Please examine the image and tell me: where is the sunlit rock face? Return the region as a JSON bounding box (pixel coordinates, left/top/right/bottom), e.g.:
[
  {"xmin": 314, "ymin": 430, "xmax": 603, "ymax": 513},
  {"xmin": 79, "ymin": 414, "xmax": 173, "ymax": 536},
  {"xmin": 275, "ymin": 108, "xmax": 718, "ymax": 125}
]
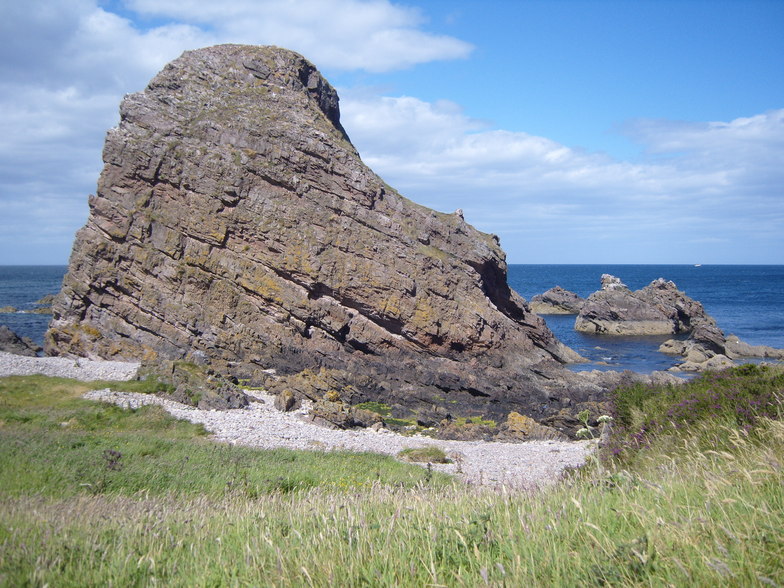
[{"xmin": 47, "ymin": 44, "xmax": 587, "ymax": 425}]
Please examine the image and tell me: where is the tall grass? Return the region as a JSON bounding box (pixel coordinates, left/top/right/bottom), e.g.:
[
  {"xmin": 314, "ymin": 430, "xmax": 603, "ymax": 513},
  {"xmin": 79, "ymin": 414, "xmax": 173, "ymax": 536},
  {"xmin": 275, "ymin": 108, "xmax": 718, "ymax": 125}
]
[{"xmin": 1, "ymin": 369, "xmax": 783, "ymax": 586}]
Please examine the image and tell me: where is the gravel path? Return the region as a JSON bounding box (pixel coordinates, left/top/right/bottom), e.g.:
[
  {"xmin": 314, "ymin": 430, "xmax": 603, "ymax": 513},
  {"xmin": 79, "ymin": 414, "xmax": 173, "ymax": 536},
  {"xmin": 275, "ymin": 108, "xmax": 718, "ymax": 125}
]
[{"xmin": 1, "ymin": 351, "xmax": 594, "ymax": 489}]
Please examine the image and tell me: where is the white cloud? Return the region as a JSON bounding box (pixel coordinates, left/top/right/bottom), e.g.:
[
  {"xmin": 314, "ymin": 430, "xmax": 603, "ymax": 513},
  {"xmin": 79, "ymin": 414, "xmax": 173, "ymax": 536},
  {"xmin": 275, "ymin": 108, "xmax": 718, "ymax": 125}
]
[
  {"xmin": 0, "ymin": 1, "xmax": 780, "ymax": 264},
  {"xmin": 0, "ymin": 0, "xmax": 471, "ymax": 263},
  {"xmin": 341, "ymin": 95, "xmax": 784, "ymax": 262},
  {"xmin": 124, "ymin": 0, "xmax": 473, "ymax": 72}
]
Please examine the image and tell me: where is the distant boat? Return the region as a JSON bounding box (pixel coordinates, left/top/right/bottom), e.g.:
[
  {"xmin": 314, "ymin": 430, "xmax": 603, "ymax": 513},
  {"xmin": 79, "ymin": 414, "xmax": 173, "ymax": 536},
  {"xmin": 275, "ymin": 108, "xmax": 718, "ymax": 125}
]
[{"xmin": 694, "ymin": 264, "xmax": 702, "ymax": 267}]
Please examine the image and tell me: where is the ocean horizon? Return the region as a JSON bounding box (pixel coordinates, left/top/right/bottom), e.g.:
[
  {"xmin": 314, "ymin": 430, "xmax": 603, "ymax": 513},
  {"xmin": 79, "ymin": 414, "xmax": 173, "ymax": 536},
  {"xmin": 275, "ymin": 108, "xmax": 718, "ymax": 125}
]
[{"xmin": 1, "ymin": 264, "xmax": 782, "ymax": 374}]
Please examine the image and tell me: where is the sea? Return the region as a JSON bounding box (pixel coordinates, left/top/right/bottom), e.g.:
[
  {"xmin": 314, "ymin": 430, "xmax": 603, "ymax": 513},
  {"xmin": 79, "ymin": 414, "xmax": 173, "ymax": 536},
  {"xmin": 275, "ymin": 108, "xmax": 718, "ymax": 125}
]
[{"xmin": 1, "ymin": 264, "xmax": 782, "ymax": 373}]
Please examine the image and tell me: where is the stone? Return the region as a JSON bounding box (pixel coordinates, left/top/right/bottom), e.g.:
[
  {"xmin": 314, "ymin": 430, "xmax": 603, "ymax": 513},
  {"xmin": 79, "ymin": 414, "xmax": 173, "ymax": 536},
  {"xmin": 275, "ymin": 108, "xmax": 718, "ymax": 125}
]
[
  {"xmin": 351, "ymin": 407, "xmax": 383, "ymax": 428},
  {"xmin": 660, "ymin": 322, "xmax": 784, "ymax": 372},
  {"xmin": 495, "ymin": 411, "xmax": 568, "ymax": 442},
  {"xmin": 575, "ymin": 276, "xmax": 715, "ymax": 335},
  {"xmin": 309, "ymin": 399, "xmax": 354, "ymax": 429},
  {"xmin": 673, "ymin": 354, "xmax": 734, "ymax": 373},
  {"xmin": 724, "ymin": 335, "xmax": 784, "ymax": 360},
  {"xmin": 0, "ymin": 306, "xmax": 18, "ymax": 314},
  {"xmin": 45, "ymin": 44, "xmax": 590, "ymax": 429},
  {"xmin": 273, "ymin": 389, "xmax": 297, "ymax": 412},
  {"xmin": 36, "ymin": 294, "xmax": 56, "ymax": 306},
  {"xmin": 0, "ymin": 325, "xmax": 42, "ymax": 357},
  {"xmin": 529, "ymin": 286, "xmax": 585, "ymax": 314}
]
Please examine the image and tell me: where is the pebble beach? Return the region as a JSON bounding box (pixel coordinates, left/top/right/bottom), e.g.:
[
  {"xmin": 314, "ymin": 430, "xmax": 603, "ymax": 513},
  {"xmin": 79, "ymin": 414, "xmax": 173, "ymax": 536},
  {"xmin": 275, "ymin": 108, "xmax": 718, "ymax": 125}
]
[{"xmin": 0, "ymin": 350, "xmax": 594, "ymax": 489}]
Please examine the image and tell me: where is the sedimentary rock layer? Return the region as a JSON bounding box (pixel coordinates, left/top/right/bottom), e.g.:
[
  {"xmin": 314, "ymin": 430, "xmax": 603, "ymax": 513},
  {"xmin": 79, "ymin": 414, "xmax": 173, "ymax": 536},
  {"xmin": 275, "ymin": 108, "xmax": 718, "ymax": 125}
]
[{"xmin": 47, "ymin": 45, "xmax": 587, "ymax": 424}]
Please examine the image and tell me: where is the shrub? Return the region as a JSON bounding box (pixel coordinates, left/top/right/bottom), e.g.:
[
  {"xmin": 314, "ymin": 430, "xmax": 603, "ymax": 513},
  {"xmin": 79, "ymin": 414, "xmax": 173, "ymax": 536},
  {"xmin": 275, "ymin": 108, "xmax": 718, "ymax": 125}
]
[{"xmin": 606, "ymin": 364, "xmax": 783, "ymax": 461}]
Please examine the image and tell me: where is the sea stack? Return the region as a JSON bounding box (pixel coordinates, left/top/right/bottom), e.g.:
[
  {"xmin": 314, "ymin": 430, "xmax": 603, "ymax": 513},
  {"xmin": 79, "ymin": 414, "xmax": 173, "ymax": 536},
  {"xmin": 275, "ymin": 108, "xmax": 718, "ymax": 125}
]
[{"xmin": 46, "ymin": 45, "xmax": 584, "ymax": 424}]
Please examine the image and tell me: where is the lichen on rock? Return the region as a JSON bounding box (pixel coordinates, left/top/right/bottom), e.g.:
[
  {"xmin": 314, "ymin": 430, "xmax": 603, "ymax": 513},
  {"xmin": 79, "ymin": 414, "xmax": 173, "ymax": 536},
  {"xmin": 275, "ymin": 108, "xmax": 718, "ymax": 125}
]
[{"xmin": 46, "ymin": 44, "xmax": 592, "ymax": 429}]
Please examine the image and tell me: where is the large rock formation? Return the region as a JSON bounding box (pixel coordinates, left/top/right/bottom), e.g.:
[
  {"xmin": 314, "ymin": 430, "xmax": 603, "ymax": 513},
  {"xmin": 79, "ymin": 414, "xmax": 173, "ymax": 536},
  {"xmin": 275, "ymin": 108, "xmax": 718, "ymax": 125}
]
[
  {"xmin": 46, "ymin": 45, "xmax": 588, "ymax": 427},
  {"xmin": 575, "ymin": 275, "xmax": 715, "ymax": 336}
]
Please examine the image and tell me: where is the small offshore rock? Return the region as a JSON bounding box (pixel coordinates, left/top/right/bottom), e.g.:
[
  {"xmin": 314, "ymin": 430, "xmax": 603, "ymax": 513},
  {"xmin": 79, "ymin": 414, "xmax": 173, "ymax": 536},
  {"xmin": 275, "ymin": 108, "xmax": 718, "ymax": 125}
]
[{"xmin": 529, "ymin": 286, "xmax": 585, "ymax": 314}]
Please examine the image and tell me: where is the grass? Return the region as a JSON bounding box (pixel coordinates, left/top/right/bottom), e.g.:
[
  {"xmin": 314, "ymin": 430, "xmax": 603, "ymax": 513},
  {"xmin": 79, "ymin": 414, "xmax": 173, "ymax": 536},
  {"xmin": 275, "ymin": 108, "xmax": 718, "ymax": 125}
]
[
  {"xmin": 0, "ymin": 376, "xmax": 449, "ymax": 502},
  {"xmin": 397, "ymin": 446, "xmax": 451, "ymax": 463},
  {"xmin": 1, "ymin": 367, "xmax": 783, "ymax": 586}
]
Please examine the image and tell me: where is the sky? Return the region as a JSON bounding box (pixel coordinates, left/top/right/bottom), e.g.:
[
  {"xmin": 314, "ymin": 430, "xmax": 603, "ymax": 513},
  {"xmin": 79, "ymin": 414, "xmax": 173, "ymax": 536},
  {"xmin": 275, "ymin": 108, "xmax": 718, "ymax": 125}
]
[{"xmin": 1, "ymin": 0, "xmax": 782, "ymax": 265}]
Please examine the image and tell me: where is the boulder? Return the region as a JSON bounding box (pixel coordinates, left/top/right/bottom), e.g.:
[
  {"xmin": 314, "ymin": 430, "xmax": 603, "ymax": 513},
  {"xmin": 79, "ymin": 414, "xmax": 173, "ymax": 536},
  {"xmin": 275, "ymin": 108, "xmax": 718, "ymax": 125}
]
[
  {"xmin": 724, "ymin": 335, "xmax": 784, "ymax": 360},
  {"xmin": 0, "ymin": 325, "xmax": 42, "ymax": 357},
  {"xmin": 273, "ymin": 389, "xmax": 298, "ymax": 412},
  {"xmin": 529, "ymin": 286, "xmax": 585, "ymax": 314},
  {"xmin": 575, "ymin": 275, "xmax": 715, "ymax": 336},
  {"xmin": 495, "ymin": 411, "xmax": 568, "ymax": 441},
  {"xmin": 45, "ymin": 44, "xmax": 590, "ymax": 428},
  {"xmin": 309, "ymin": 398, "xmax": 355, "ymax": 429}
]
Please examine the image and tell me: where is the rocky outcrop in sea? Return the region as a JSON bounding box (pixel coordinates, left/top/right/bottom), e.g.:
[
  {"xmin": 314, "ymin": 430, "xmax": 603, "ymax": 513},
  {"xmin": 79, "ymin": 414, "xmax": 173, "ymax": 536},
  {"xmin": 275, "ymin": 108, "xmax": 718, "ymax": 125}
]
[
  {"xmin": 660, "ymin": 324, "xmax": 784, "ymax": 372},
  {"xmin": 575, "ymin": 274, "xmax": 715, "ymax": 336},
  {"xmin": 46, "ymin": 44, "xmax": 603, "ymax": 434}
]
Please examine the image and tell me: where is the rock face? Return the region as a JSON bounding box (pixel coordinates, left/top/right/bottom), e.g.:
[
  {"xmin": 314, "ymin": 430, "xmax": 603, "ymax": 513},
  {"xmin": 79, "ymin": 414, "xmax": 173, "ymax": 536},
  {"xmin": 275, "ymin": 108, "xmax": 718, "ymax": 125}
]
[
  {"xmin": 0, "ymin": 325, "xmax": 42, "ymax": 357},
  {"xmin": 529, "ymin": 286, "xmax": 584, "ymax": 314},
  {"xmin": 575, "ymin": 275, "xmax": 715, "ymax": 336},
  {"xmin": 46, "ymin": 45, "xmax": 585, "ymax": 426}
]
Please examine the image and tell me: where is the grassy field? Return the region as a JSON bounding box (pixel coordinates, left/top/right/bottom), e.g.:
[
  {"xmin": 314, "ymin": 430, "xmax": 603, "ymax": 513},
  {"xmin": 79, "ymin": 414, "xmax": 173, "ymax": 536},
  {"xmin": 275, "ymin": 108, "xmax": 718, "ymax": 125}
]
[{"xmin": 1, "ymin": 366, "xmax": 782, "ymax": 586}]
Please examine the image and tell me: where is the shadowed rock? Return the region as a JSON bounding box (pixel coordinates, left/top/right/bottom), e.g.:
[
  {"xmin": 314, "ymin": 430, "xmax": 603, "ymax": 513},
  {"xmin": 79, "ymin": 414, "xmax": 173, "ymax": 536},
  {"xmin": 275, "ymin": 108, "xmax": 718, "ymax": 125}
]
[{"xmin": 0, "ymin": 325, "xmax": 42, "ymax": 357}]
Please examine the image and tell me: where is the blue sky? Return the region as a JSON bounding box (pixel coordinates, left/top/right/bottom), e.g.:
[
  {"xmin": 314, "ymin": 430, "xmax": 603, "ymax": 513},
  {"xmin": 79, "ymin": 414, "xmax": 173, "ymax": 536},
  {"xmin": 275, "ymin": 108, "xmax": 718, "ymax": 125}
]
[{"xmin": 1, "ymin": 0, "xmax": 782, "ymax": 264}]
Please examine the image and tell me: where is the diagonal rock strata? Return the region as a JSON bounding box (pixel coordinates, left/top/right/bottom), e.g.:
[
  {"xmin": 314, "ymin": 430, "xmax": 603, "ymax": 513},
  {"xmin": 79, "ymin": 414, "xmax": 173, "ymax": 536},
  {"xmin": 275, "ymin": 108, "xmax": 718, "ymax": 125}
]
[{"xmin": 46, "ymin": 44, "xmax": 588, "ymax": 427}]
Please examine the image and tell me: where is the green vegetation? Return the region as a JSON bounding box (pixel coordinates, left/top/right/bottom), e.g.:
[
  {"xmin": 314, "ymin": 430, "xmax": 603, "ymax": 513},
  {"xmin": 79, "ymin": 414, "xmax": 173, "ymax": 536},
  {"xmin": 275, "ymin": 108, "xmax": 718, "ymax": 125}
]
[
  {"xmin": 453, "ymin": 415, "xmax": 497, "ymax": 428},
  {"xmin": 354, "ymin": 400, "xmax": 392, "ymax": 416},
  {"xmin": 1, "ymin": 366, "xmax": 783, "ymax": 586},
  {"xmin": 0, "ymin": 376, "xmax": 447, "ymax": 502},
  {"xmin": 606, "ymin": 363, "xmax": 783, "ymax": 459},
  {"xmin": 397, "ymin": 446, "xmax": 451, "ymax": 464}
]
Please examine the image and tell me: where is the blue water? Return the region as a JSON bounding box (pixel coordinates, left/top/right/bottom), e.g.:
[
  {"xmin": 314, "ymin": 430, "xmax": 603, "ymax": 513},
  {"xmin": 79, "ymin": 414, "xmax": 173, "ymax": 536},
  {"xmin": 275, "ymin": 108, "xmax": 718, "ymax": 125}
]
[
  {"xmin": 1, "ymin": 265, "xmax": 782, "ymax": 372},
  {"xmin": 508, "ymin": 265, "xmax": 784, "ymax": 373},
  {"xmin": 0, "ymin": 266, "xmax": 66, "ymax": 347}
]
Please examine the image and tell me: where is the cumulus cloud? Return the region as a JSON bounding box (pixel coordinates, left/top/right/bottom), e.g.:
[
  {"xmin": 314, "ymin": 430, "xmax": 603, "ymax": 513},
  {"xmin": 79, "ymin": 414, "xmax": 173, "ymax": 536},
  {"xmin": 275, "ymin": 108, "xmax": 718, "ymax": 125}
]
[
  {"xmin": 0, "ymin": 0, "xmax": 471, "ymax": 263},
  {"xmin": 340, "ymin": 95, "xmax": 784, "ymax": 262},
  {"xmin": 125, "ymin": 0, "xmax": 473, "ymax": 72},
  {"xmin": 0, "ymin": 1, "xmax": 780, "ymax": 264}
]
